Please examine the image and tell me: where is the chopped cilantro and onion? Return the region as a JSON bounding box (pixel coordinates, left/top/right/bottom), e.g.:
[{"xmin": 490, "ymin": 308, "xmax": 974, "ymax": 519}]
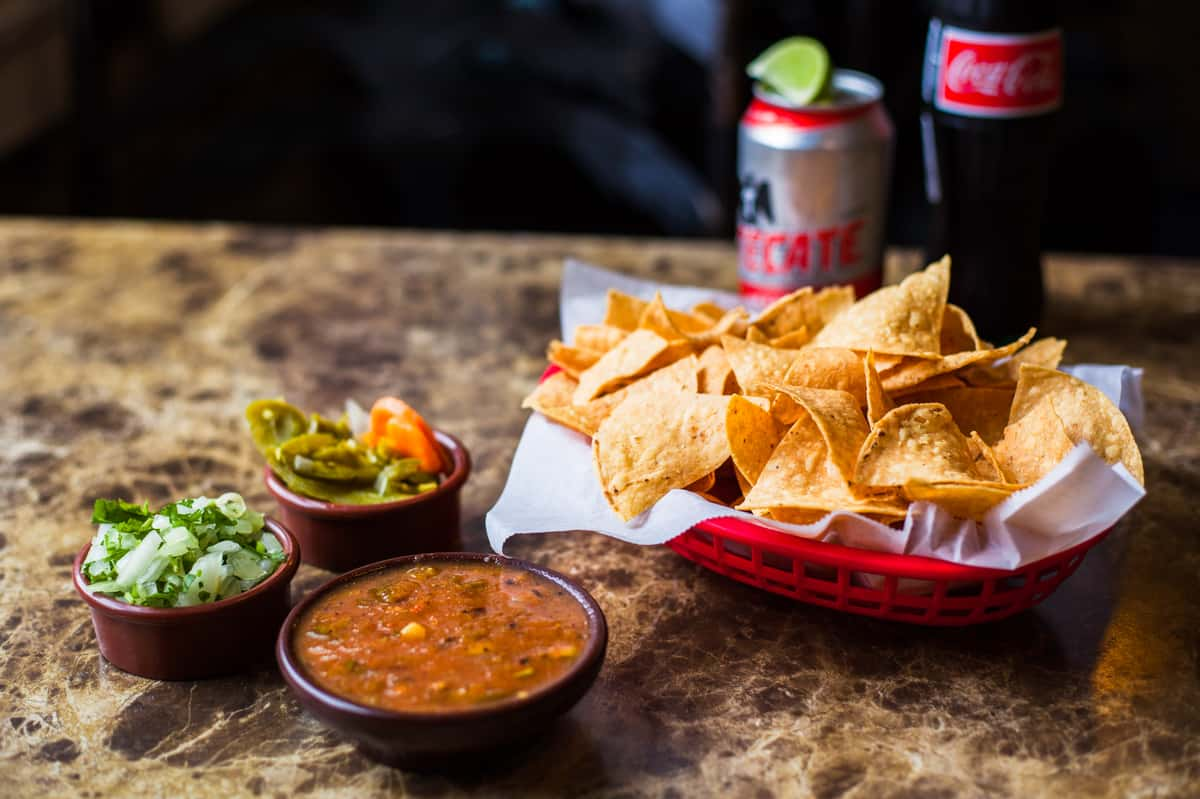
[{"xmin": 81, "ymin": 493, "xmax": 284, "ymax": 607}]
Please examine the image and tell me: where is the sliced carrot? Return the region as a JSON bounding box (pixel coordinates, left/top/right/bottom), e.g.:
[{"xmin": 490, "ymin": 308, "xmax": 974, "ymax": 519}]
[
  {"xmin": 383, "ymin": 418, "xmax": 442, "ymax": 473},
  {"xmin": 395, "ymin": 408, "xmax": 451, "ymax": 473},
  {"xmin": 369, "ymin": 397, "xmax": 414, "ymax": 440},
  {"xmin": 365, "ymin": 396, "xmax": 450, "ymax": 474}
]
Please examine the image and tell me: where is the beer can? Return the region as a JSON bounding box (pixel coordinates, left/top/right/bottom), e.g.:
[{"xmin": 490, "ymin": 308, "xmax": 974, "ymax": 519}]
[{"xmin": 737, "ymin": 69, "xmax": 894, "ymax": 302}]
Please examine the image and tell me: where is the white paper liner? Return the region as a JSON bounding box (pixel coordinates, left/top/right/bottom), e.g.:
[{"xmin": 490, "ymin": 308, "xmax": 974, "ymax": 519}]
[{"xmin": 486, "ymin": 260, "xmax": 1146, "ymax": 571}]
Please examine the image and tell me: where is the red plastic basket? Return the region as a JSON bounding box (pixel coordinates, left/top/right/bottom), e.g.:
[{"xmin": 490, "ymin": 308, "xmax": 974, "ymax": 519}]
[
  {"xmin": 536, "ymin": 365, "xmax": 1106, "ymax": 626},
  {"xmin": 666, "ymin": 517, "xmax": 1109, "ymax": 626}
]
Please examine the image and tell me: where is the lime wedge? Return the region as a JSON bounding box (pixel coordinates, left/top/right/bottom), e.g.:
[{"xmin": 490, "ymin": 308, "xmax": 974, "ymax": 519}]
[{"xmin": 747, "ymin": 37, "xmax": 831, "ymax": 106}]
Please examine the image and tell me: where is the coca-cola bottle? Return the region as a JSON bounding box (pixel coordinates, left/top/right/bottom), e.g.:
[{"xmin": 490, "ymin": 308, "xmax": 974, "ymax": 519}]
[{"xmin": 921, "ymin": 0, "xmax": 1062, "ymax": 342}]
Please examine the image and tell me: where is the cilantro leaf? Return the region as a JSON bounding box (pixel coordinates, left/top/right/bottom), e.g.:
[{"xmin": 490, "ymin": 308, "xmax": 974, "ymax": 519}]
[{"xmin": 91, "ymin": 498, "xmax": 150, "ymax": 525}]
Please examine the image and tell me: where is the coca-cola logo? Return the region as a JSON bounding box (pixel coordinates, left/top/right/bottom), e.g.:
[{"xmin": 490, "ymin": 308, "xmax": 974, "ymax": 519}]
[
  {"xmin": 935, "ymin": 26, "xmax": 1062, "ymax": 118},
  {"xmin": 945, "ymin": 50, "xmax": 1058, "ymax": 99}
]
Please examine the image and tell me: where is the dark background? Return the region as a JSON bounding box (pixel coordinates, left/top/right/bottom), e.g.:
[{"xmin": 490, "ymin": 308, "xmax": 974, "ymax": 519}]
[{"xmin": 1, "ymin": 0, "xmax": 1197, "ymax": 255}]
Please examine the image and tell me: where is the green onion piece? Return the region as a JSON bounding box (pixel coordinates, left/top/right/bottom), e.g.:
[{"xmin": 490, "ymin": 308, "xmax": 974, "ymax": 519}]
[{"xmin": 82, "ymin": 493, "xmax": 284, "ymax": 607}]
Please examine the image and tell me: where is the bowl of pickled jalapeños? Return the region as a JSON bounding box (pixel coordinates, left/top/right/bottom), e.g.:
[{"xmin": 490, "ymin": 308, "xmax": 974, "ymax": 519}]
[{"xmin": 248, "ymin": 396, "xmax": 470, "ymax": 572}]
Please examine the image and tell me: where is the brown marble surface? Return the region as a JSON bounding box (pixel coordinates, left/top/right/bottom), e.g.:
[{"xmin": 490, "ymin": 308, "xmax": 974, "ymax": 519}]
[{"xmin": 1, "ymin": 219, "xmax": 1197, "ymax": 798}]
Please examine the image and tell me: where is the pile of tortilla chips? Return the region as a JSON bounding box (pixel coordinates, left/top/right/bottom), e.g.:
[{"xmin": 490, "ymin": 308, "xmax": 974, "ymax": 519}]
[{"xmin": 523, "ymin": 257, "xmax": 1144, "ymax": 523}]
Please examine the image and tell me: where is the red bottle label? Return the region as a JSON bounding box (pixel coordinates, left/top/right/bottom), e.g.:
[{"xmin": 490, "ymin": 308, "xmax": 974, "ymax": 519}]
[{"xmin": 935, "ymin": 25, "xmax": 1062, "ymax": 118}]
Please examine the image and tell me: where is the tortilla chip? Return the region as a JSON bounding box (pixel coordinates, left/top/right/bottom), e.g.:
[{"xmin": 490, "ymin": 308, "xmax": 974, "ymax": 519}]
[
  {"xmin": 637, "ymin": 292, "xmax": 712, "ymax": 337},
  {"xmin": 864, "ymin": 350, "xmax": 894, "ymax": 426},
  {"xmin": 535, "ymin": 405, "xmax": 594, "ymax": 437},
  {"xmin": 750, "ymin": 287, "xmax": 812, "ymax": 337},
  {"xmin": 635, "ymin": 295, "xmax": 686, "ymax": 341},
  {"xmin": 691, "ymin": 301, "xmax": 728, "ymax": 323},
  {"xmin": 744, "ymin": 395, "xmax": 772, "ymax": 412},
  {"xmin": 900, "ymin": 425, "xmax": 1024, "ymax": 519},
  {"xmin": 890, "ymin": 374, "xmax": 967, "ymax": 396},
  {"xmin": 746, "ymin": 326, "xmax": 771, "ymax": 345},
  {"xmin": 854, "ymin": 403, "xmax": 989, "ymax": 490},
  {"xmin": 522, "ymin": 370, "xmax": 577, "ymax": 411},
  {"xmin": 573, "ymin": 329, "xmax": 671, "ymax": 403},
  {"xmin": 758, "ymin": 508, "xmax": 829, "ymax": 526},
  {"xmin": 808, "ymin": 257, "xmax": 950, "ymax": 358},
  {"xmin": 593, "ymin": 393, "xmax": 732, "ymax": 520},
  {"xmin": 751, "ymin": 284, "xmax": 855, "ymax": 339},
  {"xmin": 698, "ymin": 345, "xmax": 735, "ymax": 394},
  {"xmin": 520, "ymin": 371, "xmax": 595, "ymax": 435},
  {"xmin": 780, "ymin": 348, "xmax": 867, "ymax": 406},
  {"xmin": 940, "ymin": 304, "xmax": 983, "ymax": 354},
  {"xmin": 740, "ymin": 413, "xmax": 845, "ymax": 508},
  {"xmin": 881, "ymin": 328, "xmax": 1037, "ymax": 394},
  {"xmin": 721, "ymin": 335, "xmax": 803, "ymax": 397},
  {"xmin": 964, "ymin": 337, "xmax": 1067, "ymax": 387},
  {"xmin": 1012, "ymin": 338, "xmax": 1067, "ymax": 371},
  {"xmin": 699, "ymin": 303, "xmax": 750, "ymax": 339},
  {"xmin": 726, "ymin": 395, "xmax": 785, "ymax": 485},
  {"xmin": 603, "ymin": 289, "xmax": 649, "ymax": 331},
  {"xmin": 993, "ymin": 398, "xmax": 1075, "ymax": 484},
  {"xmin": 569, "ymin": 355, "xmax": 700, "ymax": 437},
  {"xmin": 740, "ymin": 412, "xmax": 907, "ymax": 520},
  {"xmin": 573, "ymin": 324, "xmax": 628, "ymax": 353},
  {"xmin": 965, "ymin": 431, "xmax": 1005, "ymax": 482},
  {"xmin": 639, "ymin": 293, "xmax": 749, "ymax": 350},
  {"xmin": 1003, "ymin": 365, "xmax": 1144, "ymax": 484},
  {"xmin": 766, "ymin": 505, "xmax": 908, "ymax": 525},
  {"xmin": 759, "ymin": 384, "xmax": 868, "ymax": 483},
  {"xmin": 770, "ymin": 327, "xmax": 811, "ymax": 349},
  {"xmin": 873, "ymin": 353, "xmax": 906, "ymax": 372},
  {"xmin": 548, "ymin": 341, "xmax": 603, "ymax": 378},
  {"xmin": 904, "ymin": 481, "xmax": 1018, "ymax": 521},
  {"xmin": 690, "ymin": 309, "xmax": 751, "ymax": 349},
  {"xmin": 896, "ymin": 385, "xmax": 1014, "ymax": 445},
  {"xmin": 685, "ymin": 471, "xmax": 716, "ymax": 494}
]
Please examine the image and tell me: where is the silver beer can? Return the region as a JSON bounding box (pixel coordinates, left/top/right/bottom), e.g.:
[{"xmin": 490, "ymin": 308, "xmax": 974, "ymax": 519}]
[{"xmin": 737, "ymin": 69, "xmax": 894, "ymax": 302}]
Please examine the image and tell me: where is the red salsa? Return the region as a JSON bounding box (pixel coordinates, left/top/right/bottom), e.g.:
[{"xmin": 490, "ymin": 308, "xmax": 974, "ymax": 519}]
[{"xmin": 294, "ymin": 560, "xmax": 589, "ymax": 711}]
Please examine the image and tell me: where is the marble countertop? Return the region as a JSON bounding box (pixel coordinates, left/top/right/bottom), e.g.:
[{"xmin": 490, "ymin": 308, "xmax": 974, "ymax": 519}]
[{"xmin": 1, "ymin": 220, "xmax": 1197, "ymax": 798}]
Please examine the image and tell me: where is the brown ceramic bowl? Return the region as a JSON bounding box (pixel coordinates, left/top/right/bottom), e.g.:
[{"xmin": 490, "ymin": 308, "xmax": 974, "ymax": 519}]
[
  {"xmin": 276, "ymin": 552, "xmax": 607, "ymax": 769},
  {"xmin": 73, "ymin": 518, "xmax": 300, "ymax": 680},
  {"xmin": 264, "ymin": 430, "xmax": 470, "ymax": 573}
]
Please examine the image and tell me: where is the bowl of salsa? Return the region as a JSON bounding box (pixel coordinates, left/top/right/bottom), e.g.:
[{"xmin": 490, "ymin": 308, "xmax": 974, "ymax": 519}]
[
  {"xmin": 276, "ymin": 552, "xmax": 607, "ymax": 767},
  {"xmin": 249, "ymin": 397, "xmax": 471, "ymax": 572}
]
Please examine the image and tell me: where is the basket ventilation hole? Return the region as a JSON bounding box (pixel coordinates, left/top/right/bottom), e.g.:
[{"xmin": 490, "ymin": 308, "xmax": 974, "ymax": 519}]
[
  {"xmin": 896, "ymin": 578, "xmax": 937, "ymax": 596},
  {"xmin": 857, "ymin": 573, "xmax": 886, "ymax": 591},
  {"xmin": 721, "ymin": 539, "xmax": 753, "ymax": 563},
  {"xmin": 803, "ymin": 563, "xmax": 837, "ymax": 583},
  {"xmin": 997, "ymin": 574, "xmax": 1026, "ymax": 592},
  {"xmin": 761, "ymin": 550, "xmax": 794, "ymax": 573}
]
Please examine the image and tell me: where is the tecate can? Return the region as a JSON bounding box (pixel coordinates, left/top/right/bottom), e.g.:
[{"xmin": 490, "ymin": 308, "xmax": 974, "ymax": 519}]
[{"xmin": 737, "ymin": 69, "xmax": 894, "ymax": 302}]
